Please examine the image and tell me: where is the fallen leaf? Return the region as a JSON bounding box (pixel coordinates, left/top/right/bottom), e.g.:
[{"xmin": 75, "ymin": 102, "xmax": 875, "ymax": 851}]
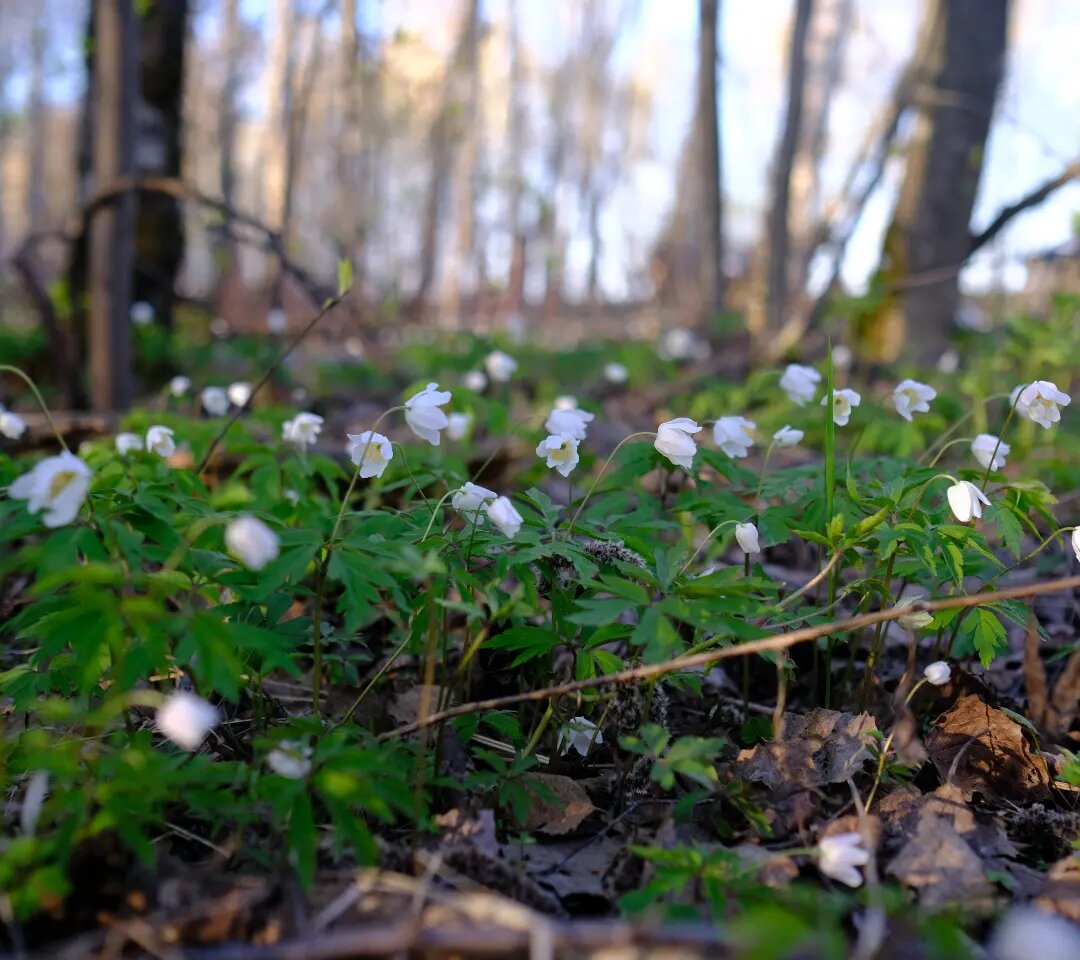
[
  {"xmin": 1036, "ymin": 853, "xmax": 1080, "ymax": 924},
  {"xmin": 925, "ymin": 695, "xmax": 1051, "ymax": 802},
  {"xmin": 520, "ymin": 774, "xmax": 596, "ymax": 835},
  {"xmin": 886, "ymin": 813, "xmax": 995, "ymax": 910},
  {"xmin": 437, "ymin": 808, "xmax": 499, "ymax": 857}
]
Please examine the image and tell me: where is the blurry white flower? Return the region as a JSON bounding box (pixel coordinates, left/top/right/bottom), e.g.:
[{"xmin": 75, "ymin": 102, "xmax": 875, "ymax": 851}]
[
  {"xmin": 1009, "ymin": 384, "xmax": 1029, "ymax": 417},
  {"xmin": 452, "ymin": 482, "xmax": 497, "ymax": 521},
  {"xmin": 893, "ymin": 379, "xmax": 937, "ymax": 422},
  {"xmin": 832, "ymin": 345, "xmax": 853, "ymax": 370},
  {"xmin": 486, "ymin": 496, "xmax": 523, "ymax": 538},
  {"xmin": 655, "ymin": 418, "xmax": 702, "ymax": 471},
  {"xmin": 603, "ymin": 362, "xmax": 628, "ymax": 384},
  {"xmin": 924, "ymin": 661, "xmax": 951, "ymax": 686},
  {"xmin": 464, "ymin": 370, "xmax": 488, "ymax": 392},
  {"xmin": 991, "ymin": 906, "xmax": 1080, "ymax": 960},
  {"xmin": 404, "ymin": 382, "xmax": 452, "ymax": 446},
  {"xmin": 267, "ymin": 741, "xmax": 313, "ymax": 779},
  {"xmin": 20, "ymin": 771, "xmax": 49, "ymax": 836},
  {"xmin": 484, "ymin": 350, "xmax": 517, "ymax": 383},
  {"xmin": 817, "ymin": 833, "xmax": 869, "ymax": 888},
  {"xmin": 115, "ymin": 432, "xmax": 143, "ymax": 456},
  {"xmin": 225, "ymin": 515, "xmax": 280, "ymax": 570},
  {"xmin": 130, "ymin": 300, "xmax": 155, "ymax": 326},
  {"xmin": 505, "ymin": 311, "xmax": 527, "ymax": 344},
  {"xmin": 536, "ymin": 433, "xmax": 580, "ymax": 477},
  {"xmin": 658, "ymin": 326, "xmax": 702, "ymax": 361},
  {"xmin": 145, "ymin": 425, "xmax": 176, "ymax": 458},
  {"xmin": 735, "ymin": 521, "xmax": 760, "ymax": 555},
  {"xmin": 284, "ymin": 488, "xmax": 300, "ymax": 506},
  {"xmin": 545, "ymin": 407, "xmax": 594, "ymax": 441},
  {"xmin": 772, "ymin": 425, "xmax": 803, "ymax": 447},
  {"xmin": 558, "ymin": 716, "xmax": 603, "ymax": 756},
  {"xmin": 1072, "ymin": 527, "xmax": 1080, "ymax": 564},
  {"xmin": 554, "ymin": 395, "xmax": 578, "ymax": 411},
  {"xmin": 896, "ymin": 596, "xmax": 934, "ymax": 630},
  {"xmin": 169, "ymin": 375, "xmax": 192, "ymax": 397},
  {"xmin": 780, "ymin": 364, "xmax": 820, "ymax": 406},
  {"xmin": 227, "ymin": 381, "xmax": 253, "ymax": 408},
  {"xmin": 1018, "ymin": 380, "xmax": 1071, "ymax": 429},
  {"xmin": 823, "ymin": 388, "xmax": 861, "ymax": 426},
  {"xmin": 9, "ymin": 451, "xmax": 91, "ymax": 527},
  {"xmin": 947, "ymin": 480, "xmax": 990, "ymax": 523},
  {"xmin": 344, "ymin": 336, "xmax": 365, "ymax": 359},
  {"xmin": 282, "ymin": 412, "xmax": 324, "ymax": 451},
  {"xmin": 0, "ymin": 407, "xmax": 27, "ymax": 439},
  {"xmin": 971, "ymin": 434, "xmax": 1009, "ymax": 471},
  {"xmin": 210, "ymin": 316, "xmax": 230, "ymax": 338},
  {"xmin": 937, "ymin": 349, "xmax": 960, "ymax": 374},
  {"xmin": 202, "ymin": 387, "xmax": 229, "ymax": 416},
  {"xmin": 346, "ymin": 431, "xmax": 393, "ymax": 478},
  {"xmin": 156, "ymin": 691, "xmax": 219, "ymax": 752},
  {"xmin": 713, "ymin": 416, "xmax": 756, "ymax": 458},
  {"xmin": 266, "ymin": 307, "xmax": 287, "ymax": 334},
  {"xmin": 447, "ymin": 412, "xmax": 471, "ymax": 441},
  {"xmin": 954, "ymin": 302, "xmax": 990, "ymax": 332}
]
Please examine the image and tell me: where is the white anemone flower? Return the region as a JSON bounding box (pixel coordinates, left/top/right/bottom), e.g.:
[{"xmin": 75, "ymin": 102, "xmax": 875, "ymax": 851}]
[
  {"xmin": 780, "ymin": 364, "xmax": 821, "ymax": 406},
  {"xmin": 823, "ymin": 388, "xmax": 861, "ymax": 426},
  {"xmin": 452, "ymin": 482, "xmax": 497, "ymax": 522},
  {"xmin": 946, "ymin": 480, "xmax": 990, "ymax": 523},
  {"xmin": 346, "ymin": 431, "xmax": 394, "ymax": 478},
  {"xmin": 156, "ymin": 692, "xmax": 219, "ymax": 752},
  {"xmin": 446, "ymin": 412, "xmax": 471, "ymax": 441},
  {"xmin": 772, "ymin": 425, "xmax": 803, "ymax": 447},
  {"xmin": 603, "ymin": 362, "xmax": 628, "ymax": 384},
  {"xmin": 464, "ymin": 370, "xmax": 488, "ymax": 392},
  {"xmin": 1017, "ymin": 380, "xmax": 1071, "ymax": 429},
  {"xmin": 226, "ymin": 516, "xmax": 280, "ymax": 570},
  {"xmin": 892, "ymin": 379, "xmax": 937, "ymax": 422},
  {"xmin": 145, "ymin": 425, "xmax": 176, "ymax": 458},
  {"xmin": 817, "ymin": 832, "xmax": 870, "ymax": 888},
  {"xmin": 484, "ymin": 350, "xmax": 517, "ymax": 383},
  {"xmin": 266, "ymin": 307, "xmax": 287, "ymax": 334},
  {"xmin": 896, "ymin": 596, "xmax": 934, "ymax": 631},
  {"xmin": 991, "ymin": 906, "xmax": 1080, "ymax": 960},
  {"xmin": 557, "ymin": 717, "xmax": 603, "ymax": 756},
  {"xmin": 735, "ymin": 521, "xmax": 760, "ymax": 555},
  {"xmin": 536, "ymin": 433, "xmax": 580, "ymax": 477},
  {"xmin": 712, "ymin": 416, "xmax": 755, "ymax": 459},
  {"xmin": 267, "ymin": 741, "xmax": 313, "ymax": 779},
  {"xmin": 554, "ymin": 395, "xmax": 578, "ymax": 411},
  {"xmin": 227, "ymin": 381, "xmax": 253, "ymax": 408},
  {"xmin": 545, "ymin": 407, "xmax": 594, "ymax": 441},
  {"xmin": 282, "ymin": 412, "xmax": 324, "ymax": 451},
  {"xmin": 130, "ymin": 300, "xmax": 155, "ymax": 326},
  {"xmin": 1071, "ymin": 528, "xmax": 1080, "ymax": 564},
  {"xmin": 923, "ymin": 661, "xmax": 951, "ymax": 686},
  {"xmin": 404, "ymin": 383, "xmax": 452, "ymax": 446},
  {"xmin": 169, "ymin": 375, "xmax": 192, "ymax": 397},
  {"xmin": 9, "ymin": 451, "xmax": 92, "ymax": 528},
  {"xmin": 971, "ymin": 433, "xmax": 1009, "ymax": 471},
  {"xmin": 1009, "ymin": 384, "xmax": 1030, "ymax": 417},
  {"xmin": 115, "ymin": 432, "xmax": 143, "ymax": 456},
  {"xmin": 201, "ymin": 387, "xmax": 229, "ymax": 416},
  {"xmin": 486, "ymin": 496, "xmax": 523, "ymax": 538},
  {"xmin": 654, "ymin": 418, "xmax": 702, "ymax": 471},
  {"xmin": 0, "ymin": 407, "xmax": 27, "ymax": 439}
]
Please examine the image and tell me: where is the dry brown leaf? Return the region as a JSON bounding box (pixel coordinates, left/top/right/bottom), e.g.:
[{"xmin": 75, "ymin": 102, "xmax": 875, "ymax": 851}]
[
  {"xmin": 387, "ymin": 684, "xmax": 444, "ymax": 726},
  {"xmin": 886, "ymin": 813, "xmax": 995, "ymax": 911},
  {"xmin": 1036, "ymin": 853, "xmax": 1080, "ymax": 923},
  {"xmin": 521, "ymin": 774, "xmax": 596, "ymax": 835},
  {"xmin": 732, "ymin": 708, "xmax": 876, "ymax": 791},
  {"xmin": 1049, "ymin": 650, "xmax": 1080, "ymax": 735},
  {"xmin": 437, "ymin": 808, "xmax": 499, "ymax": 857},
  {"xmin": 1024, "ymin": 608, "xmax": 1049, "ymax": 729},
  {"xmin": 925, "ymin": 694, "xmax": 1051, "ymax": 802}
]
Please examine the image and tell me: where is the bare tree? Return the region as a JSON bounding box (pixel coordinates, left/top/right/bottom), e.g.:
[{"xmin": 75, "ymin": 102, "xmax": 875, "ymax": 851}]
[{"xmin": 697, "ymin": 0, "xmax": 724, "ymax": 320}]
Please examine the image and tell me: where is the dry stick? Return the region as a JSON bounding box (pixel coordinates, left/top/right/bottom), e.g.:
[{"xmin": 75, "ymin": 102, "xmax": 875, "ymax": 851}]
[
  {"xmin": 197, "ymin": 290, "xmax": 347, "ymax": 475},
  {"xmin": 379, "ymin": 573, "xmax": 1080, "ymax": 741}
]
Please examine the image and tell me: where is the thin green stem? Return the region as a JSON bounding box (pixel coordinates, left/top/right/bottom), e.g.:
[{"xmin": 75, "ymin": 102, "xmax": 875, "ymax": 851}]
[
  {"xmin": 918, "ymin": 392, "xmax": 1010, "ymax": 465},
  {"xmin": 675, "ymin": 519, "xmax": 739, "ymax": 580},
  {"xmin": 420, "ymin": 489, "xmax": 459, "ymax": 542},
  {"xmin": 0, "ymin": 365, "xmax": 69, "ymax": 452},
  {"xmin": 754, "ymin": 440, "xmax": 777, "ymax": 505},
  {"xmin": 981, "ymin": 387, "xmax": 1025, "ymax": 489},
  {"xmin": 566, "ymin": 431, "xmax": 656, "ymax": 535},
  {"xmin": 985, "ymin": 525, "xmax": 1075, "ymax": 589},
  {"xmin": 926, "ymin": 437, "xmax": 975, "ymax": 468},
  {"xmin": 336, "ymin": 632, "xmax": 414, "ymax": 728},
  {"xmin": 469, "ymin": 413, "xmax": 546, "ymax": 484},
  {"xmin": 523, "ymin": 701, "xmax": 557, "ymax": 757}
]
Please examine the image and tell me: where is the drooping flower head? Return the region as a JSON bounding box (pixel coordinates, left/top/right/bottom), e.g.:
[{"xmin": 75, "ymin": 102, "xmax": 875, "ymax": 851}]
[
  {"xmin": 946, "ymin": 480, "xmax": 990, "ymax": 523},
  {"xmin": 1017, "ymin": 380, "xmax": 1071, "ymax": 429},
  {"xmin": 267, "ymin": 740, "xmax": 313, "ymax": 779},
  {"xmin": 115, "ymin": 432, "xmax": 143, "ymax": 456},
  {"xmin": 971, "ymin": 433, "xmax": 1009, "ymax": 471},
  {"xmin": 924, "ymin": 661, "xmax": 951, "ymax": 686},
  {"xmin": 282, "ymin": 412, "xmax": 324, "ymax": 451},
  {"xmin": 603, "ymin": 362, "xmax": 628, "ymax": 384},
  {"xmin": 780, "ymin": 364, "xmax": 821, "ymax": 406},
  {"xmin": 146, "ymin": 425, "xmax": 176, "ymax": 458},
  {"xmin": 735, "ymin": 521, "xmax": 760, "ymax": 555},
  {"xmin": 452, "ymin": 482, "xmax": 497, "ymax": 522},
  {"xmin": 654, "ymin": 418, "xmax": 702, "ymax": 471},
  {"xmin": 201, "ymin": 386, "xmax": 229, "ymax": 416},
  {"xmin": 156, "ymin": 692, "xmax": 219, "ymax": 752},
  {"xmin": 404, "ymin": 383, "xmax": 452, "ymax": 445},
  {"xmin": 464, "ymin": 370, "xmax": 488, "ymax": 392},
  {"xmin": 346, "ymin": 431, "xmax": 394, "ymax": 479},
  {"xmin": 536, "ymin": 434, "xmax": 580, "ymax": 477},
  {"xmin": 712, "ymin": 416, "xmax": 755, "ymax": 459},
  {"xmin": 892, "ymin": 379, "xmax": 936, "ymax": 422},
  {"xmin": 558, "ymin": 716, "xmax": 604, "ymax": 756},
  {"xmin": 9, "ymin": 451, "xmax": 92, "ymax": 528},
  {"xmin": 227, "ymin": 382, "xmax": 253, "ymax": 409},
  {"xmin": 446, "ymin": 412, "xmax": 471, "ymax": 441},
  {"xmin": 817, "ymin": 832, "xmax": 870, "ymax": 888},
  {"xmin": 484, "ymin": 351, "xmax": 517, "ymax": 383},
  {"xmin": 225, "ymin": 516, "xmax": 280, "ymax": 570},
  {"xmin": 823, "ymin": 388, "xmax": 861, "ymax": 426},
  {"xmin": 772, "ymin": 425, "xmax": 803, "ymax": 447},
  {"xmin": 0, "ymin": 407, "xmax": 27, "ymax": 440},
  {"xmin": 486, "ymin": 496, "xmax": 523, "ymax": 538},
  {"xmin": 545, "ymin": 407, "xmax": 594, "ymax": 441},
  {"xmin": 169, "ymin": 375, "xmax": 192, "ymax": 397}
]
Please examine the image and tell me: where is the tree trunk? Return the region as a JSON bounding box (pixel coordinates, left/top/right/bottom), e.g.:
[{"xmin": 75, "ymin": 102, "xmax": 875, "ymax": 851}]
[
  {"xmin": 887, "ymin": 0, "xmax": 1011, "ymax": 363},
  {"xmin": 217, "ymin": 0, "xmax": 240, "ymax": 271},
  {"xmin": 697, "ymin": 0, "xmax": 723, "ymax": 320},
  {"xmin": 26, "ymin": 14, "xmax": 48, "ymax": 232},
  {"xmin": 505, "ymin": 1, "xmax": 526, "ymax": 315}
]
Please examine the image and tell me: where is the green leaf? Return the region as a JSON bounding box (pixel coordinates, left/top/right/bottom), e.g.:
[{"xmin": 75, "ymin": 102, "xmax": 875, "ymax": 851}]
[
  {"xmin": 288, "ymin": 790, "xmax": 317, "ymax": 888},
  {"xmin": 485, "ymin": 626, "xmax": 561, "ymax": 667},
  {"xmin": 337, "ymin": 257, "xmax": 354, "ymax": 296},
  {"xmin": 961, "ymin": 608, "xmax": 1008, "ymax": 668}
]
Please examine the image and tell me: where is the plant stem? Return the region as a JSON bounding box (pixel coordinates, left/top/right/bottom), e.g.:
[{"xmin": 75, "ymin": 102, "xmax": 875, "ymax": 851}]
[
  {"xmin": 0, "ymin": 364, "xmax": 70, "ymax": 452},
  {"xmin": 674, "ymin": 519, "xmax": 739, "ymax": 580},
  {"xmin": 566, "ymin": 431, "xmax": 656, "ymax": 535}
]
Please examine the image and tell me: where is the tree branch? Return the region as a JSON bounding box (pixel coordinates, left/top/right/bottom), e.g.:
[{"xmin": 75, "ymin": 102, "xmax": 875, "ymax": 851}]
[{"xmin": 969, "ymin": 161, "xmax": 1080, "ymax": 256}]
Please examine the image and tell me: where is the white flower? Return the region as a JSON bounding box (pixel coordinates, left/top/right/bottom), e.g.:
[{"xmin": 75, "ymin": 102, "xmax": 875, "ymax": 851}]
[
  {"xmin": 937, "ymin": 350, "xmax": 960, "ymax": 374},
  {"xmin": 817, "ymin": 832, "xmax": 869, "ymax": 888},
  {"xmin": 654, "ymin": 418, "xmax": 702, "ymax": 471},
  {"xmin": 156, "ymin": 691, "xmax": 219, "ymax": 751},
  {"xmin": 971, "ymin": 434, "xmax": 1009, "ymax": 471},
  {"xmin": 20, "ymin": 770, "xmax": 49, "ymax": 836},
  {"xmin": 557, "ymin": 716, "xmax": 603, "ymax": 756},
  {"xmin": 780, "ymin": 364, "xmax": 820, "ymax": 406},
  {"xmin": 823, "ymin": 388, "xmax": 861, "ymax": 426},
  {"xmin": 712, "ymin": 416, "xmax": 756, "ymax": 459},
  {"xmin": 735, "ymin": 521, "xmax": 760, "ymax": 555},
  {"xmin": 554, "ymin": 395, "xmax": 578, "ymax": 411},
  {"xmin": 896, "ymin": 596, "xmax": 933, "ymax": 630},
  {"xmin": 210, "ymin": 316, "xmax": 229, "ymax": 338},
  {"xmin": 658, "ymin": 327, "xmax": 703, "ymax": 362},
  {"xmin": 145, "ymin": 425, "xmax": 176, "ymax": 458},
  {"xmin": 991, "ymin": 906, "xmax": 1080, "ymax": 960},
  {"xmin": 1009, "ymin": 384, "xmax": 1030, "ymax": 417},
  {"xmin": 536, "ymin": 433, "xmax": 580, "ymax": 477},
  {"xmin": 227, "ymin": 381, "xmax": 253, "ymax": 408},
  {"xmin": 130, "ymin": 300, "xmax": 155, "ymax": 326},
  {"xmin": 284, "ymin": 488, "xmax": 300, "ymax": 506},
  {"xmin": 344, "ymin": 337, "xmax": 364, "ymax": 359},
  {"xmin": 9, "ymin": 451, "xmax": 92, "ymax": 528},
  {"xmin": 452, "ymin": 482, "xmax": 497, "ymax": 521},
  {"xmin": 266, "ymin": 307, "xmax": 287, "ymax": 334},
  {"xmin": 282, "ymin": 412, "xmax": 323, "ymax": 451},
  {"xmin": 404, "ymin": 382, "xmax": 452, "ymax": 446},
  {"xmin": 267, "ymin": 741, "xmax": 313, "ymax": 779},
  {"xmin": 924, "ymin": 661, "xmax": 951, "ymax": 686},
  {"xmin": 115, "ymin": 432, "xmax": 143, "ymax": 456},
  {"xmin": 892, "ymin": 379, "xmax": 936, "ymax": 422},
  {"xmin": 486, "ymin": 496, "xmax": 523, "ymax": 538},
  {"xmin": 484, "ymin": 350, "xmax": 517, "ymax": 383},
  {"xmin": 1018, "ymin": 380, "xmax": 1071, "ymax": 429},
  {"xmin": 545, "ymin": 407, "xmax": 594, "ymax": 441},
  {"xmin": 946, "ymin": 480, "xmax": 990, "ymax": 523},
  {"xmin": 346, "ymin": 431, "xmax": 394, "ymax": 478},
  {"xmin": 1072, "ymin": 527, "xmax": 1080, "ymax": 564},
  {"xmin": 604, "ymin": 362, "xmax": 628, "ymax": 384},
  {"xmin": 772, "ymin": 425, "xmax": 803, "ymax": 447},
  {"xmin": 832, "ymin": 345, "xmax": 853, "ymax": 370},
  {"xmin": 955, "ymin": 302, "xmax": 989, "ymax": 332},
  {"xmin": 447, "ymin": 412, "xmax": 471, "ymax": 441},
  {"xmin": 0, "ymin": 408, "xmax": 27, "ymax": 439},
  {"xmin": 464, "ymin": 370, "xmax": 488, "ymax": 392},
  {"xmin": 225, "ymin": 516, "xmax": 280, "ymax": 570},
  {"xmin": 201, "ymin": 387, "xmax": 229, "ymax": 416},
  {"xmin": 169, "ymin": 375, "xmax": 192, "ymax": 397}
]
